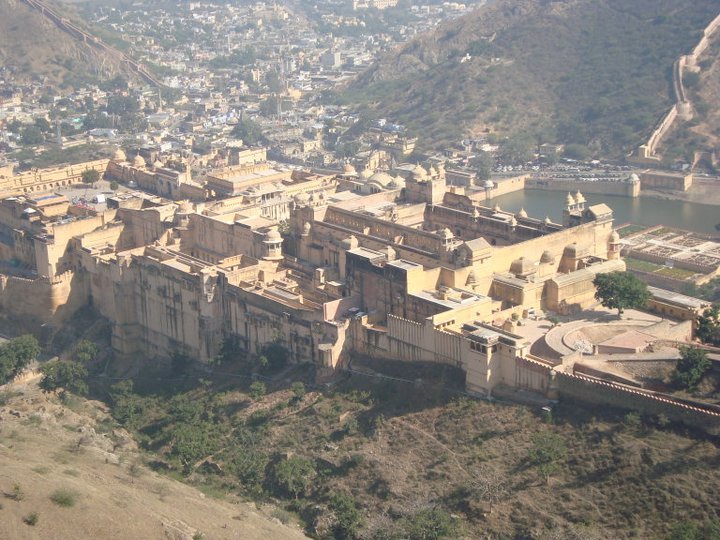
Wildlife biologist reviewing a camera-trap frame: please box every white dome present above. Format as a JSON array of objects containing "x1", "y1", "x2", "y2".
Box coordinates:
[
  {"x1": 265, "y1": 228, "x2": 282, "y2": 242},
  {"x1": 113, "y1": 148, "x2": 127, "y2": 162}
]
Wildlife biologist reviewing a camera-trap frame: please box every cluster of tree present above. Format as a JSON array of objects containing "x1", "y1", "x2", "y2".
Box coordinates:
[
  {"x1": 230, "y1": 118, "x2": 266, "y2": 145},
  {"x1": 6, "y1": 118, "x2": 56, "y2": 146},
  {"x1": 82, "y1": 94, "x2": 147, "y2": 133},
  {"x1": 209, "y1": 46, "x2": 258, "y2": 69},
  {"x1": 0, "y1": 335, "x2": 40, "y2": 385},
  {"x1": 696, "y1": 304, "x2": 720, "y2": 347},
  {"x1": 673, "y1": 346, "x2": 711, "y2": 391}
]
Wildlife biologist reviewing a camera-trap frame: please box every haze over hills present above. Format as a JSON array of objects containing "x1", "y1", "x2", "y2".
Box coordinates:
[
  {"x1": 344, "y1": 0, "x2": 720, "y2": 155},
  {"x1": 0, "y1": 0, "x2": 132, "y2": 88}
]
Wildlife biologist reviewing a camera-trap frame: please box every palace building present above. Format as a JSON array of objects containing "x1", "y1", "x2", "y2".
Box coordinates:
[{"x1": 0, "y1": 152, "x2": 624, "y2": 395}]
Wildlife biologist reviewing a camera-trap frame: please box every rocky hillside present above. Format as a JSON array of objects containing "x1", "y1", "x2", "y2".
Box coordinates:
[
  {"x1": 0, "y1": 0, "x2": 131, "y2": 87},
  {"x1": 344, "y1": 0, "x2": 720, "y2": 154}
]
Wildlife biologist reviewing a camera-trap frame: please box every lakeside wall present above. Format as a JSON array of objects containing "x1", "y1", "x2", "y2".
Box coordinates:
[{"x1": 526, "y1": 178, "x2": 640, "y2": 197}]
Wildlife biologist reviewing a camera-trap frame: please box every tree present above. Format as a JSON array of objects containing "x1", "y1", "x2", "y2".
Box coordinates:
[
  {"x1": 110, "y1": 380, "x2": 145, "y2": 429},
  {"x1": 469, "y1": 150, "x2": 494, "y2": 180},
  {"x1": 0, "y1": 335, "x2": 40, "y2": 384},
  {"x1": 593, "y1": 271, "x2": 651, "y2": 317},
  {"x1": 20, "y1": 126, "x2": 45, "y2": 145},
  {"x1": 270, "y1": 455, "x2": 316, "y2": 499},
  {"x1": 73, "y1": 340, "x2": 98, "y2": 364},
  {"x1": 563, "y1": 143, "x2": 590, "y2": 161},
  {"x1": 529, "y1": 431, "x2": 567, "y2": 483},
  {"x1": 673, "y1": 346, "x2": 711, "y2": 390},
  {"x1": 696, "y1": 304, "x2": 720, "y2": 346},
  {"x1": 499, "y1": 134, "x2": 534, "y2": 164},
  {"x1": 34, "y1": 117, "x2": 52, "y2": 133},
  {"x1": 39, "y1": 360, "x2": 88, "y2": 397},
  {"x1": 230, "y1": 118, "x2": 265, "y2": 145},
  {"x1": 259, "y1": 342, "x2": 289, "y2": 373},
  {"x1": 81, "y1": 169, "x2": 100, "y2": 185}
]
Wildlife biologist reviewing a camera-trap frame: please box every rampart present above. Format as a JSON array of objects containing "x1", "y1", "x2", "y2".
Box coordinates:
[
  {"x1": 555, "y1": 371, "x2": 720, "y2": 435},
  {"x1": 0, "y1": 271, "x2": 88, "y2": 324}
]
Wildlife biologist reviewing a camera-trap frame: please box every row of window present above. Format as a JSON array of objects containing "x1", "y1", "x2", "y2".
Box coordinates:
[{"x1": 469, "y1": 341, "x2": 497, "y2": 354}]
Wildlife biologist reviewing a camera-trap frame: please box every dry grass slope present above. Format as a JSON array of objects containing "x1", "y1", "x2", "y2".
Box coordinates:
[{"x1": 0, "y1": 375, "x2": 308, "y2": 540}]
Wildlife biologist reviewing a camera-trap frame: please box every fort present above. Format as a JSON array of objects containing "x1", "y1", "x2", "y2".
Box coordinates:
[{"x1": 0, "y1": 152, "x2": 713, "y2": 412}]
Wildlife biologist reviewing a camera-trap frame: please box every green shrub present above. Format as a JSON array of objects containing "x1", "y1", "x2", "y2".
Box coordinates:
[
  {"x1": 23, "y1": 512, "x2": 39, "y2": 526},
  {"x1": 291, "y1": 381, "x2": 306, "y2": 400},
  {"x1": 9, "y1": 483, "x2": 24, "y2": 501},
  {"x1": 269, "y1": 456, "x2": 316, "y2": 499},
  {"x1": 330, "y1": 492, "x2": 363, "y2": 539},
  {"x1": 249, "y1": 381, "x2": 266, "y2": 400},
  {"x1": 271, "y1": 508, "x2": 292, "y2": 525},
  {"x1": 402, "y1": 507, "x2": 458, "y2": 540},
  {"x1": 50, "y1": 488, "x2": 77, "y2": 507}
]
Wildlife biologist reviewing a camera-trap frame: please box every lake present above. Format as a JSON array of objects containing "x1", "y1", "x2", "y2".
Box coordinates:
[{"x1": 489, "y1": 190, "x2": 720, "y2": 235}]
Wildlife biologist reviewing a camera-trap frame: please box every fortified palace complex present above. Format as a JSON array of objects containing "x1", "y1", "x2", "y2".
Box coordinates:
[{"x1": 0, "y1": 149, "x2": 681, "y2": 397}]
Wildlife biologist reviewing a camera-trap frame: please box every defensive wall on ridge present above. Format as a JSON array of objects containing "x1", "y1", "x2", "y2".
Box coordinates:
[
  {"x1": 19, "y1": 0, "x2": 162, "y2": 87},
  {"x1": 639, "y1": 11, "x2": 720, "y2": 159}
]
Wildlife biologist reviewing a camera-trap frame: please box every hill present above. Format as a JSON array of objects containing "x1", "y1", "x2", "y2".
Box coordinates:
[
  {"x1": 0, "y1": 0, "x2": 133, "y2": 88},
  {"x1": 659, "y1": 31, "x2": 720, "y2": 163},
  {"x1": 343, "y1": 0, "x2": 720, "y2": 155},
  {"x1": 0, "y1": 375, "x2": 308, "y2": 540},
  {"x1": 79, "y1": 356, "x2": 720, "y2": 540}
]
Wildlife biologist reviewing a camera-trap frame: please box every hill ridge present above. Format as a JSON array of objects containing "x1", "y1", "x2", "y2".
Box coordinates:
[{"x1": 345, "y1": 0, "x2": 720, "y2": 156}]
